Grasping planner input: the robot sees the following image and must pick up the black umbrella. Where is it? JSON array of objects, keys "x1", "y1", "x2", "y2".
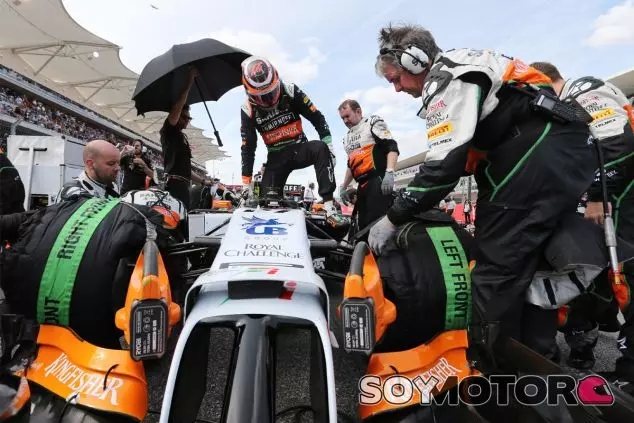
[{"x1": 132, "y1": 38, "x2": 252, "y2": 147}]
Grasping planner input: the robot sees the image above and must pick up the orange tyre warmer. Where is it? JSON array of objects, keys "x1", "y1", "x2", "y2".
[
  {"x1": 19, "y1": 325, "x2": 147, "y2": 421},
  {"x1": 360, "y1": 329, "x2": 478, "y2": 421}
]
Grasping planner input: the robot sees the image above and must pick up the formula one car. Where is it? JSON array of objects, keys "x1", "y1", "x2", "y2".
[{"x1": 158, "y1": 193, "x2": 347, "y2": 422}]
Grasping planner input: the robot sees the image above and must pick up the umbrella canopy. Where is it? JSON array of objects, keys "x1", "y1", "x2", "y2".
[{"x1": 132, "y1": 38, "x2": 251, "y2": 115}]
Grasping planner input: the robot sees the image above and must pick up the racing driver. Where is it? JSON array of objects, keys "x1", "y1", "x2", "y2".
[{"x1": 239, "y1": 56, "x2": 344, "y2": 226}]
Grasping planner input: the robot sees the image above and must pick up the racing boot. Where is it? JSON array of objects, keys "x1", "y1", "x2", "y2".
[
  {"x1": 323, "y1": 200, "x2": 347, "y2": 230},
  {"x1": 597, "y1": 296, "x2": 622, "y2": 332},
  {"x1": 564, "y1": 325, "x2": 598, "y2": 370},
  {"x1": 599, "y1": 317, "x2": 623, "y2": 333},
  {"x1": 567, "y1": 345, "x2": 596, "y2": 370}
]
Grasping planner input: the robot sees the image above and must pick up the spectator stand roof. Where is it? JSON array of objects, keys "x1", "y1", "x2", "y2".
[{"x1": 0, "y1": 0, "x2": 229, "y2": 166}]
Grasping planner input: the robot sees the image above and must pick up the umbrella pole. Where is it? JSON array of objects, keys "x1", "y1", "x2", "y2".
[{"x1": 194, "y1": 78, "x2": 223, "y2": 147}]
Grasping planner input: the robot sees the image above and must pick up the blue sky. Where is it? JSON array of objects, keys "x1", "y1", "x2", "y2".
[{"x1": 63, "y1": 0, "x2": 634, "y2": 193}]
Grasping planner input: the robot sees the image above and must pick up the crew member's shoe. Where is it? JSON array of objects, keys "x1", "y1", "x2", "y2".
[
  {"x1": 323, "y1": 201, "x2": 347, "y2": 229},
  {"x1": 567, "y1": 345, "x2": 596, "y2": 370},
  {"x1": 598, "y1": 314, "x2": 622, "y2": 333}
]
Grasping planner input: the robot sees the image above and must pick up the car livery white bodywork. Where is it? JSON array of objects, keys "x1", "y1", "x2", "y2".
[{"x1": 159, "y1": 207, "x2": 337, "y2": 422}]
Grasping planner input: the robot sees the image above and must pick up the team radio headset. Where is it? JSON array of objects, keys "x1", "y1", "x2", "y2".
[
  {"x1": 379, "y1": 44, "x2": 430, "y2": 75},
  {"x1": 380, "y1": 44, "x2": 591, "y2": 125}
]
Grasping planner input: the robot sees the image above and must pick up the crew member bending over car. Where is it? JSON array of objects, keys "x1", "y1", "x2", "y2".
[{"x1": 368, "y1": 24, "x2": 596, "y2": 367}]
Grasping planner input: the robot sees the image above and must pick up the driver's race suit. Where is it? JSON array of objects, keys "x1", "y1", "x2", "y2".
[
  {"x1": 240, "y1": 82, "x2": 336, "y2": 200},
  {"x1": 342, "y1": 115, "x2": 399, "y2": 234},
  {"x1": 557, "y1": 77, "x2": 634, "y2": 381},
  {"x1": 386, "y1": 48, "x2": 596, "y2": 358}
]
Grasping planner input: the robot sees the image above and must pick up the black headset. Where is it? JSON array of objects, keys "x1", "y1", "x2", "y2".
[{"x1": 379, "y1": 45, "x2": 430, "y2": 75}]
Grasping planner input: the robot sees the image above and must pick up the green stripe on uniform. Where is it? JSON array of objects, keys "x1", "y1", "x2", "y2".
[
  {"x1": 490, "y1": 122, "x2": 551, "y2": 201},
  {"x1": 426, "y1": 226, "x2": 471, "y2": 330},
  {"x1": 406, "y1": 180, "x2": 459, "y2": 193},
  {"x1": 37, "y1": 198, "x2": 120, "y2": 326}
]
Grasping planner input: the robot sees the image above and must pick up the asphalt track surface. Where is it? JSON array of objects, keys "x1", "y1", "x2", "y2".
[{"x1": 142, "y1": 279, "x2": 624, "y2": 423}]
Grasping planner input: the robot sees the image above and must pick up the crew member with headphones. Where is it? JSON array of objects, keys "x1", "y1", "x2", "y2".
[{"x1": 369, "y1": 23, "x2": 597, "y2": 382}]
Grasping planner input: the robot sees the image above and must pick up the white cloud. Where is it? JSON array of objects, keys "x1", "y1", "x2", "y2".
[
  {"x1": 202, "y1": 29, "x2": 327, "y2": 86},
  {"x1": 342, "y1": 86, "x2": 416, "y2": 108},
  {"x1": 584, "y1": 0, "x2": 634, "y2": 47},
  {"x1": 300, "y1": 37, "x2": 321, "y2": 45},
  {"x1": 341, "y1": 86, "x2": 420, "y2": 125}
]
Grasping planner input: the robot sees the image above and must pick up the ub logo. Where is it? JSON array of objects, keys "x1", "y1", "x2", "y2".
[{"x1": 242, "y1": 216, "x2": 291, "y2": 235}]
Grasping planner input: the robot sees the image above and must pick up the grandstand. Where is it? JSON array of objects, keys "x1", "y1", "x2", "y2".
[{"x1": 0, "y1": 0, "x2": 230, "y2": 176}]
